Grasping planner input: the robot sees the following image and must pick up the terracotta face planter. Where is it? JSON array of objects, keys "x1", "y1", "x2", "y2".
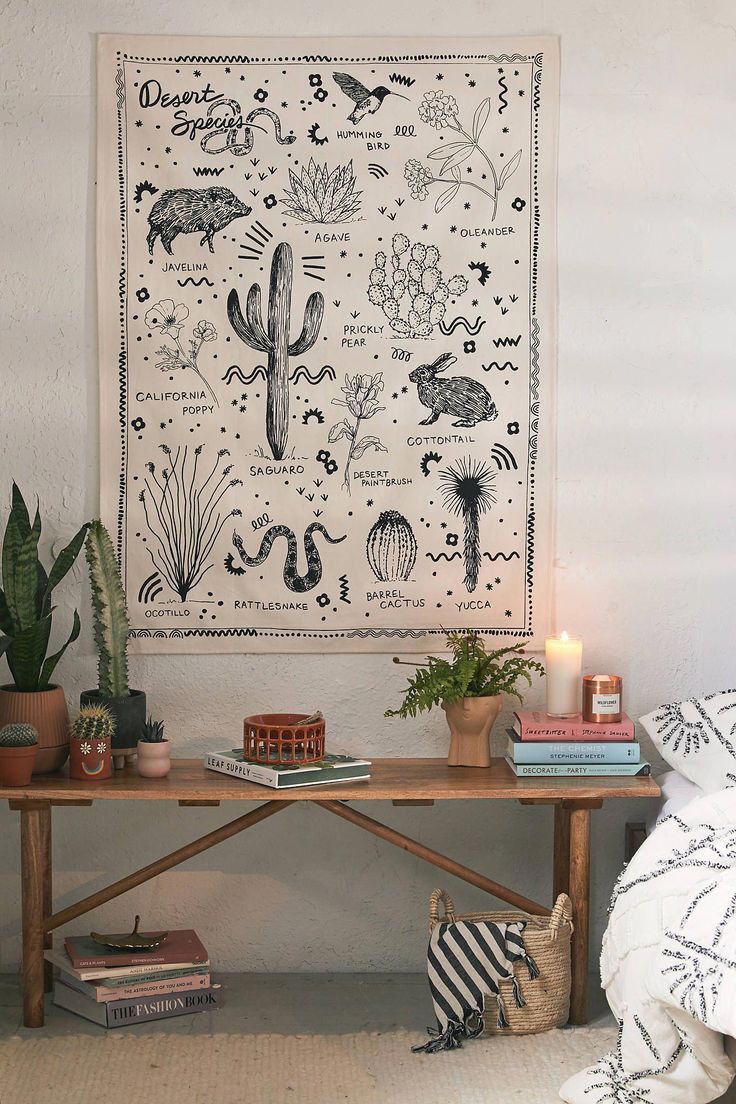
[
  {"x1": 443, "y1": 695, "x2": 503, "y2": 768},
  {"x1": 0, "y1": 686, "x2": 70, "y2": 774},
  {"x1": 0, "y1": 744, "x2": 38, "y2": 787},
  {"x1": 137, "y1": 740, "x2": 171, "y2": 779},
  {"x1": 80, "y1": 689, "x2": 147, "y2": 768},
  {"x1": 70, "y1": 735, "x2": 113, "y2": 782}
]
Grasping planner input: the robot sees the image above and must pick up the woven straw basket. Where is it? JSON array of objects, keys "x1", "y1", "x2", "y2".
[{"x1": 428, "y1": 889, "x2": 573, "y2": 1035}]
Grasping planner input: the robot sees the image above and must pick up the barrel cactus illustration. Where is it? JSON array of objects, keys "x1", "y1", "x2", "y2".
[
  {"x1": 368, "y1": 234, "x2": 468, "y2": 338},
  {"x1": 0, "y1": 723, "x2": 38, "y2": 747},
  {"x1": 366, "y1": 511, "x2": 418, "y2": 582}
]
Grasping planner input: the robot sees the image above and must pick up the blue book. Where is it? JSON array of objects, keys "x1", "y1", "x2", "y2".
[
  {"x1": 504, "y1": 756, "x2": 651, "y2": 778},
  {"x1": 506, "y1": 730, "x2": 640, "y2": 765}
]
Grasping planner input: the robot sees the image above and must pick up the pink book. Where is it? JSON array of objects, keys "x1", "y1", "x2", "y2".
[{"x1": 513, "y1": 710, "x2": 635, "y2": 741}]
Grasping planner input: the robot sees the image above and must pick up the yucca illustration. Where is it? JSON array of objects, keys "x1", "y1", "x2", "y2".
[{"x1": 281, "y1": 159, "x2": 362, "y2": 224}]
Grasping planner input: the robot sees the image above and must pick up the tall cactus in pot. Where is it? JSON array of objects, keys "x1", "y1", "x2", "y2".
[
  {"x1": 81, "y1": 520, "x2": 146, "y2": 767},
  {"x1": 227, "y1": 242, "x2": 324, "y2": 460},
  {"x1": 85, "y1": 520, "x2": 130, "y2": 699}
]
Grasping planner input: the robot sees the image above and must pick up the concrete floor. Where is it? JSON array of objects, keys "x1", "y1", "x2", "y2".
[{"x1": 0, "y1": 972, "x2": 613, "y2": 1038}]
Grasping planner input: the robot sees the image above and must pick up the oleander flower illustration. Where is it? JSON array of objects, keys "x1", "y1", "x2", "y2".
[
  {"x1": 404, "y1": 159, "x2": 434, "y2": 200},
  {"x1": 418, "y1": 90, "x2": 459, "y2": 129},
  {"x1": 328, "y1": 372, "x2": 388, "y2": 493},
  {"x1": 406, "y1": 94, "x2": 522, "y2": 219},
  {"x1": 147, "y1": 301, "x2": 219, "y2": 407}
]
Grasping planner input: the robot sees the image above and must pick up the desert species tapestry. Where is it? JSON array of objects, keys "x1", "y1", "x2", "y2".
[{"x1": 97, "y1": 35, "x2": 558, "y2": 652}]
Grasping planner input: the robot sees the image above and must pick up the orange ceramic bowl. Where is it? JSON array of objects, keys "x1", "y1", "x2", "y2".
[{"x1": 243, "y1": 713, "x2": 326, "y2": 765}]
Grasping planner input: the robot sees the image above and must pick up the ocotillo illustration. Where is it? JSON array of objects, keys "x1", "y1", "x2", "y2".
[{"x1": 227, "y1": 242, "x2": 325, "y2": 460}]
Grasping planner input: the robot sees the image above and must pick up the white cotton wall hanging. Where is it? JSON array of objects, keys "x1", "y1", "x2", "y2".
[{"x1": 97, "y1": 35, "x2": 559, "y2": 653}]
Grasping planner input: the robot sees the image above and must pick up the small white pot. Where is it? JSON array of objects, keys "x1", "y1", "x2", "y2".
[{"x1": 137, "y1": 739, "x2": 171, "y2": 778}]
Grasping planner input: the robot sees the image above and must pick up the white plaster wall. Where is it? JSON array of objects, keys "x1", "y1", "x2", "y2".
[{"x1": 1, "y1": 0, "x2": 735, "y2": 975}]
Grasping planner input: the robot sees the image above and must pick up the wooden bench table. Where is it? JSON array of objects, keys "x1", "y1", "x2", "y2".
[{"x1": 2, "y1": 757, "x2": 659, "y2": 1029}]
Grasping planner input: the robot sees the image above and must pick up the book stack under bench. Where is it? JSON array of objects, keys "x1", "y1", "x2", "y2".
[
  {"x1": 505, "y1": 710, "x2": 650, "y2": 777},
  {"x1": 49, "y1": 928, "x2": 218, "y2": 1028}
]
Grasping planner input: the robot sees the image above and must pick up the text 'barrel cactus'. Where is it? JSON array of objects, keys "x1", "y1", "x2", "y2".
[
  {"x1": 228, "y1": 242, "x2": 325, "y2": 460},
  {"x1": 366, "y1": 511, "x2": 417, "y2": 582},
  {"x1": 85, "y1": 520, "x2": 130, "y2": 699},
  {"x1": 0, "y1": 723, "x2": 38, "y2": 747}
]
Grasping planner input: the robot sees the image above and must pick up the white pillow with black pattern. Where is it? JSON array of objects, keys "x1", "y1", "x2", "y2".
[{"x1": 640, "y1": 690, "x2": 736, "y2": 794}]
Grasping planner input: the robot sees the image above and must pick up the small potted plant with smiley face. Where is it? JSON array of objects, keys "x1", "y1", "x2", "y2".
[{"x1": 69, "y1": 704, "x2": 114, "y2": 781}]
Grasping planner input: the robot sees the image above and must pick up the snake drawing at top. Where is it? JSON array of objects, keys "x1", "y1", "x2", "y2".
[
  {"x1": 232, "y1": 523, "x2": 346, "y2": 593},
  {"x1": 200, "y1": 100, "x2": 296, "y2": 156}
]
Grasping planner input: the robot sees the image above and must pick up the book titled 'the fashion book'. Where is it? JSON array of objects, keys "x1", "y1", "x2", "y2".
[{"x1": 54, "y1": 981, "x2": 219, "y2": 1027}]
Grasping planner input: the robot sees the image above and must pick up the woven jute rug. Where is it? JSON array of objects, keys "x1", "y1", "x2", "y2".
[{"x1": 0, "y1": 1026, "x2": 617, "y2": 1104}]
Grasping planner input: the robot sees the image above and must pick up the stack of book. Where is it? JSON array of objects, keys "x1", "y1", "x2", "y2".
[
  {"x1": 505, "y1": 710, "x2": 650, "y2": 777},
  {"x1": 49, "y1": 928, "x2": 218, "y2": 1028},
  {"x1": 206, "y1": 749, "x2": 371, "y2": 789}
]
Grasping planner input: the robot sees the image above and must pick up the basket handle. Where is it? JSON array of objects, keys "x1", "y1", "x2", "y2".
[
  {"x1": 549, "y1": 893, "x2": 574, "y2": 937},
  {"x1": 429, "y1": 888, "x2": 457, "y2": 929}
]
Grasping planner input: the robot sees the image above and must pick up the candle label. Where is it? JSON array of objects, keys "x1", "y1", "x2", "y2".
[{"x1": 592, "y1": 693, "x2": 620, "y2": 714}]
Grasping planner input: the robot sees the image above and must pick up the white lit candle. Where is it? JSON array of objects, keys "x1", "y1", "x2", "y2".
[{"x1": 545, "y1": 632, "x2": 583, "y2": 716}]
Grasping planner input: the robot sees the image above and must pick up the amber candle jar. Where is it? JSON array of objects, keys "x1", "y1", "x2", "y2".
[{"x1": 582, "y1": 674, "x2": 623, "y2": 724}]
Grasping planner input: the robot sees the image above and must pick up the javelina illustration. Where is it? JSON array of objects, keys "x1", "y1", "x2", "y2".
[
  {"x1": 409, "y1": 352, "x2": 498, "y2": 428},
  {"x1": 146, "y1": 187, "x2": 252, "y2": 255}
]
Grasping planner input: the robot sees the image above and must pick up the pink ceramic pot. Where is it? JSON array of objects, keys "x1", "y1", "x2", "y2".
[{"x1": 137, "y1": 740, "x2": 171, "y2": 778}]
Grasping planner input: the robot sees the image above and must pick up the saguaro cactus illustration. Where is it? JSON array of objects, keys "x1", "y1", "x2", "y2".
[{"x1": 227, "y1": 242, "x2": 325, "y2": 459}]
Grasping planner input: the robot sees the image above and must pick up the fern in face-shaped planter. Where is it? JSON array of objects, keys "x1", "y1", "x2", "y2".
[
  {"x1": 80, "y1": 520, "x2": 146, "y2": 769},
  {"x1": 385, "y1": 631, "x2": 545, "y2": 768}
]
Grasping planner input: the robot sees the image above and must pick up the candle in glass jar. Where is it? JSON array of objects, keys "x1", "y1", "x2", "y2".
[{"x1": 545, "y1": 632, "x2": 583, "y2": 716}]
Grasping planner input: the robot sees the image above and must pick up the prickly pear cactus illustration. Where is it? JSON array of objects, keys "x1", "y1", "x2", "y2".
[{"x1": 368, "y1": 234, "x2": 468, "y2": 337}]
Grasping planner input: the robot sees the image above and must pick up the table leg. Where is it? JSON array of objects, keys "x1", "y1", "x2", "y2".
[
  {"x1": 568, "y1": 805, "x2": 591, "y2": 1025},
  {"x1": 553, "y1": 804, "x2": 571, "y2": 900},
  {"x1": 42, "y1": 806, "x2": 53, "y2": 993},
  {"x1": 21, "y1": 802, "x2": 50, "y2": 1028}
]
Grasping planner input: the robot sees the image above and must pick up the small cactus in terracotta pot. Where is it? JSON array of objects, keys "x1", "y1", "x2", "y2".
[
  {"x1": 137, "y1": 717, "x2": 170, "y2": 779},
  {"x1": 69, "y1": 705, "x2": 114, "y2": 781},
  {"x1": 0, "y1": 723, "x2": 38, "y2": 786}
]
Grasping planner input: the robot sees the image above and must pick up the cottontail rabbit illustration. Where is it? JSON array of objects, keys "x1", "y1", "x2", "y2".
[{"x1": 409, "y1": 353, "x2": 498, "y2": 428}]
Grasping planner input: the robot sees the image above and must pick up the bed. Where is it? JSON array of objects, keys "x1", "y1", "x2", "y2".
[{"x1": 560, "y1": 689, "x2": 736, "y2": 1104}]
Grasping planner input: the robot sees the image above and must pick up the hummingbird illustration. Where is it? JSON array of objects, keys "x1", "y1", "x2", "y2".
[{"x1": 332, "y1": 72, "x2": 409, "y2": 125}]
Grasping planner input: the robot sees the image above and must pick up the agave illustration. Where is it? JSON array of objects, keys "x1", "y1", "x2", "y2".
[{"x1": 281, "y1": 159, "x2": 362, "y2": 224}]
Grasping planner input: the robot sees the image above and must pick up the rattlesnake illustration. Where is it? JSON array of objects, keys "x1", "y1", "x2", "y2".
[
  {"x1": 201, "y1": 102, "x2": 296, "y2": 156},
  {"x1": 232, "y1": 523, "x2": 346, "y2": 593}
]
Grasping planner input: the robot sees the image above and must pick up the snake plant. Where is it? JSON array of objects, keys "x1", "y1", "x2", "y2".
[
  {"x1": 0, "y1": 484, "x2": 88, "y2": 691},
  {"x1": 85, "y1": 519, "x2": 130, "y2": 699}
]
